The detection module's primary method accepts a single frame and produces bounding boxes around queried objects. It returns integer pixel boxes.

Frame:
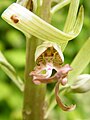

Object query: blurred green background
[0,0,90,120]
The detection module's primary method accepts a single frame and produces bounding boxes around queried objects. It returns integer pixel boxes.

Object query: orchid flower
[30,42,76,111]
[1,0,87,113]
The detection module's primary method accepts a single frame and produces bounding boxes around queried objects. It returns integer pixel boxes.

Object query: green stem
[44,99,56,119]
[23,37,46,120]
[40,0,52,22]
[23,0,52,120]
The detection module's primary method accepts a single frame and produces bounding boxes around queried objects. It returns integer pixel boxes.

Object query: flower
[30,42,76,111]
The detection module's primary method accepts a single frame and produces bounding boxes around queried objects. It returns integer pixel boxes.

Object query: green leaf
[68,37,90,82]
[61,0,81,50]
[0,51,24,91]
[51,0,71,15]
[64,0,80,32]
[2,3,84,47]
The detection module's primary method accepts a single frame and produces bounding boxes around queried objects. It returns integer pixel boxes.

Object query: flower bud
[71,74,90,93]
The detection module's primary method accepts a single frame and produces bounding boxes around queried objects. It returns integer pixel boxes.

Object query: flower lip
[30,63,76,111]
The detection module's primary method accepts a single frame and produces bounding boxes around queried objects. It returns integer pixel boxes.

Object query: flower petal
[55,78,76,111]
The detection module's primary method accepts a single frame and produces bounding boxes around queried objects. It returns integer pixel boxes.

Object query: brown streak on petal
[33,76,56,84]
[32,71,59,84]
[55,79,76,111]
[10,15,19,23]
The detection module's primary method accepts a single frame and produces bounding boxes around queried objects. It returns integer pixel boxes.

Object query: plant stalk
[23,36,46,120]
[23,0,52,120]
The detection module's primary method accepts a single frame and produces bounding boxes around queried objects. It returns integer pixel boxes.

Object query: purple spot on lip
[48,68,52,70]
